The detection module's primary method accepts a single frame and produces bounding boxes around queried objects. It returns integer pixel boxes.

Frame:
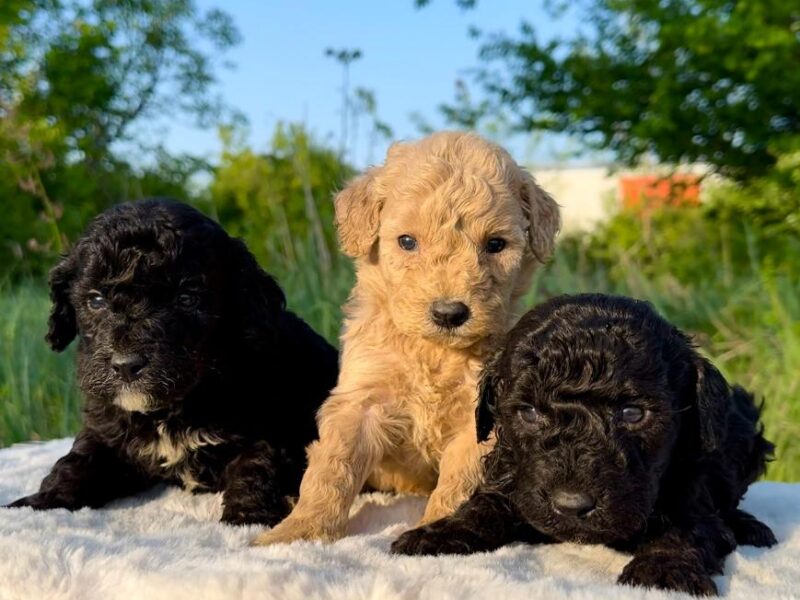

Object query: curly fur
[253,131,560,545]
[392,294,776,596]
[6,199,338,526]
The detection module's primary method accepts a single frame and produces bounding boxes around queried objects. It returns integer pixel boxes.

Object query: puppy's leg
[419,429,490,524]
[392,491,540,555]
[251,397,393,545]
[220,442,297,526]
[727,508,777,548]
[618,519,736,596]
[5,430,152,510]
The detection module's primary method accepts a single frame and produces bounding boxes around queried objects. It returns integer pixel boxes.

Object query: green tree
[3,0,239,164]
[437,0,800,180]
[0,0,239,276]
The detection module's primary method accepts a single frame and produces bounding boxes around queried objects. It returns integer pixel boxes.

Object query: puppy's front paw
[4,492,68,511]
[730,511,777,548]
[250,515,344,546]
[221,505,286,527]
[391,520,485,556]
[619,554,717,597]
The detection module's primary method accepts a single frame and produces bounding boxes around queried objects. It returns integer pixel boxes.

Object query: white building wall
[531,164,710,232]
[533,167,617,232]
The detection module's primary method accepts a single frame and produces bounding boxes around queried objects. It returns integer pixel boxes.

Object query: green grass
[267,244,354,345]
[0,283,81,444]
[1,237,798,481]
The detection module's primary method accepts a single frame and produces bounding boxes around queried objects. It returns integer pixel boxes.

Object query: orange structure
[619,174,701,213]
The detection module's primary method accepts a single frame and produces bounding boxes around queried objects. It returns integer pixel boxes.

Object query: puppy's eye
[177,292,199,309]
[87,292,107,311]
[518,405,539,423]
[621,406,645,424]
[486,238,507,253]
[398,235,418,252]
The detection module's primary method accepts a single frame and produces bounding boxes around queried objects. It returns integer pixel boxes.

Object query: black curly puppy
[392,293,776,596]
[5,199,338,526]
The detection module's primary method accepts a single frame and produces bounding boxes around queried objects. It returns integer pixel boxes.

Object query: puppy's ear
[227,238,286,341]
[334,168,383,258]
[46,251,78,351]
[518,170,561,263]
[476,351,504,442]
[694,356,731,453]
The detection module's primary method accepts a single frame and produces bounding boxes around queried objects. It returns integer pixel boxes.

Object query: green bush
[705,138,800,238]
[207,123,354,273]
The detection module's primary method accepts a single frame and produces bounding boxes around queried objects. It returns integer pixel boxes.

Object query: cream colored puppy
[253,131,560,545]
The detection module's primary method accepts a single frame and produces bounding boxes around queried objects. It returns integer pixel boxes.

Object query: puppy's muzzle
[551,489,596,517]
[430,300,470,329]
[111,352,149,383]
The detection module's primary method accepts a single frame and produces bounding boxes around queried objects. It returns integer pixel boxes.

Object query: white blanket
[0,439,797,600]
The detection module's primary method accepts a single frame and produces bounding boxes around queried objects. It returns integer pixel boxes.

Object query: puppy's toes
[250,517,343,546]
[391,527,442,556]
[391,522,483,556]
[222,493,290,528]
[4,497,31,509]
[250,525,300,546]
[4,492,64,510]
[221,506,285,527]
[729,510,777,548]
[619,554,717,597]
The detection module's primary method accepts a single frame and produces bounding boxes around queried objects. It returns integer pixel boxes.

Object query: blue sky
[163,1,588,169]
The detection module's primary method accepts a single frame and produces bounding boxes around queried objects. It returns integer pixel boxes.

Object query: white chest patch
[136,423,224,474]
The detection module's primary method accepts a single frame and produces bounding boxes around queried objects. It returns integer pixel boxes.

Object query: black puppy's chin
[113,387,155,413]
[110,374,201,414]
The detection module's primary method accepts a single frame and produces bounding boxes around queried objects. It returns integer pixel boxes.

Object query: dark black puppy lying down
[6,199,338,526]
[392,294,776,596]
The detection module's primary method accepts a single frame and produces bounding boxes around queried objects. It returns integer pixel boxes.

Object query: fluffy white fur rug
[0,439,797,600]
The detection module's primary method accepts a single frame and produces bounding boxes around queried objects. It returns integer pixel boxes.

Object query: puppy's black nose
[431,300,470,329]
[111,353,148,382]
[552,489,596,517]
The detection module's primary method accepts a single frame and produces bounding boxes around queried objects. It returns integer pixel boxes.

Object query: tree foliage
[449,0,800,180]
[3,0,239,159]
[0,0,239,276]
[704,136,800,237]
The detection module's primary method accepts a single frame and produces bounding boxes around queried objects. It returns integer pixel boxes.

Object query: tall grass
[0,283,81,444]
[266,240,354,345]
[0,234,797,481]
